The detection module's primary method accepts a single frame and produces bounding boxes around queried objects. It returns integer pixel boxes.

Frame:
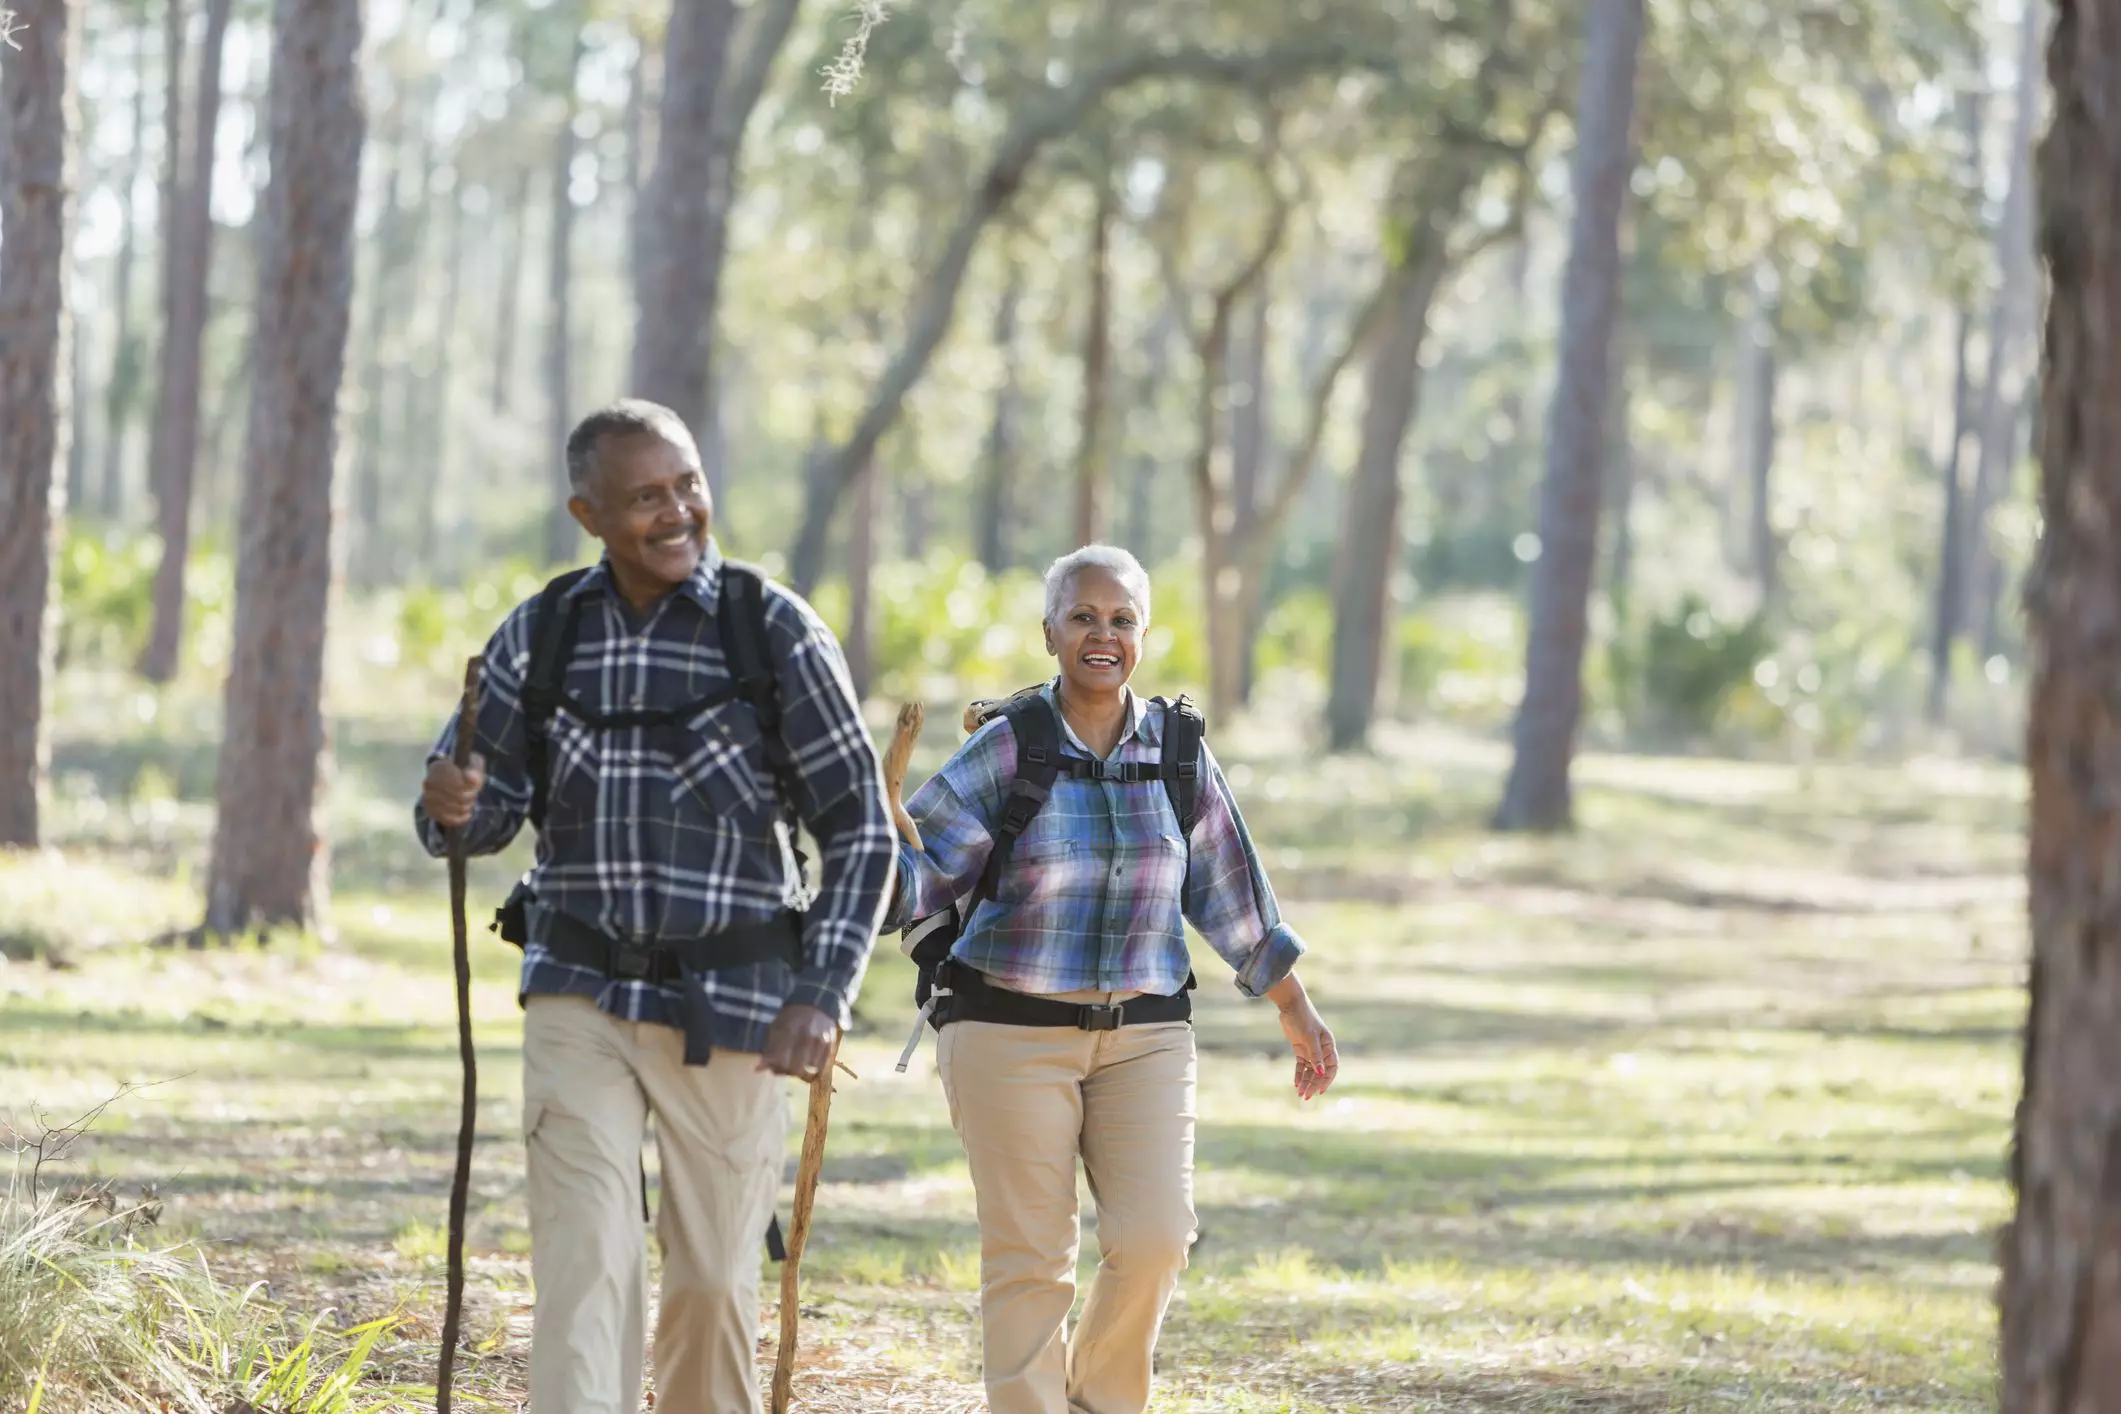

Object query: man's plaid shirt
[884,683,1305,998]
[415,543,894,1052]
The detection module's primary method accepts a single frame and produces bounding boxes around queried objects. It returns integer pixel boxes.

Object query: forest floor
[0,672,2021,1411]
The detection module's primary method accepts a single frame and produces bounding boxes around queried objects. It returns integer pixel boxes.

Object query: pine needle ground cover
[1,687,2016,1411]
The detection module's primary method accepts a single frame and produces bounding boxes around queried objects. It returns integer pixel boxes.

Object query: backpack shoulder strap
[523,568,592,831]
[1154,694,1208,835]
[716,560,779,733]
[972,694,1064,907]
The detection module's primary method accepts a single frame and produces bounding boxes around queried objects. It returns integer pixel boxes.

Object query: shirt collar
[1040,679,1154,758]
[574,539,724,615]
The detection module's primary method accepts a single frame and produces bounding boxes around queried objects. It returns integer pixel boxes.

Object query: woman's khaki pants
[521,995,787,1414]
[937,1000,1199,1414]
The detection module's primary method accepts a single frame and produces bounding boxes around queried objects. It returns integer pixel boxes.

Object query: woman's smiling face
[1044,565,1145,696]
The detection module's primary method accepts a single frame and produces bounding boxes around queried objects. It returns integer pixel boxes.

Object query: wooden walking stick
[771,702,925,1414]
[437,656,483,1414]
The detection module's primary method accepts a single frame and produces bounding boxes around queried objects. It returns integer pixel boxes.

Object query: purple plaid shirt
[885,683,1304,998]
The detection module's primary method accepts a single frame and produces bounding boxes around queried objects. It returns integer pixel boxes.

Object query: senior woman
[886,543,1338,1414]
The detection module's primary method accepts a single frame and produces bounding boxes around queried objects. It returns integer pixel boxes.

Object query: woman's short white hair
[1043,544,1153,625]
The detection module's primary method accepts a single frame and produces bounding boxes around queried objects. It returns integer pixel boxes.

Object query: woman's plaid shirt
[886,684,1305,998]
[414,545,894,1053]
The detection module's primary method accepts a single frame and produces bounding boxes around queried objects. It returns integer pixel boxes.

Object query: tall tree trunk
[1230,285,1271,705]
[976,260,1023,573]
[491,164,530,413]
[1928,91,1987,724]
[422,184,465,576]
[790,434,833,594]
[1493,0,1644,830]
[1324,199,1458,752]
[1929,299,1979,722]
[846,455,879,701]
[1604,341,1636,615]
[1966,0,2045,663]
[546,22,587,567]
[901,472,931,560]
[351,112,407,587]
[1073,170,1116,548]
[627,0,799,434]
[98,28,154,523]
[140,0,234,684]
[0,0,80,848]
[1737,269,1780,609]
[629,0,737,431]
[203,0,364,939]
[2003,0,2121,1399]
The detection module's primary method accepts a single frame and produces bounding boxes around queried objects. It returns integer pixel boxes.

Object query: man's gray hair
[1042,544,1153,625]
[564,398,698,495]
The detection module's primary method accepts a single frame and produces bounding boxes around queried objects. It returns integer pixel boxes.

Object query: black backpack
[895,689,1208,1060]
[492,560,801,944]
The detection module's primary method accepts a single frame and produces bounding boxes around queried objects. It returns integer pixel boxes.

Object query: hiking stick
[770,702,925,1414]
[437,656,483,1414]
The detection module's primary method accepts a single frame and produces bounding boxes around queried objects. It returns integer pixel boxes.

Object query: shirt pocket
[666,700,773,828]
[541,710,601,831]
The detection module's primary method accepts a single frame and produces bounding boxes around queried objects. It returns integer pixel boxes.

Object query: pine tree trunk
[2003,0,2121,1399]
[0,0,80,849]
[98,28,153,524]
[422,185,464,577]
[140,0,234,684]
[1324,227,1453,753]
[976,263,1023,573]
[1738,275,1779,608]
[1072,172,1116,548]
[1966,0,2045,662]
[1492,0,1644,830]
[1929,300,1978,721]
[491,164,530,413]
[1230,286,1271,705]
[351,114,406,588]
[546,23,587,567]
[629,0,738,432]
[203,0,364,939]
[1604,343,1636,614]
[846,455,879,701]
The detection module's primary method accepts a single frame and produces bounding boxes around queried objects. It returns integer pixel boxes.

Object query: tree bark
[203,0,364,938]
[491,163,530,413]
[628,0,737,430]
[1073,170,1116,548]
[140,0,234,683]
[1230,285,1272,705]
[846,455,879,701]
[1966,0,2045,663]
[1737,271,1779,608]
[0,0,80,849]
[1324,192,1461,752]
[1928,91,1987,724]
[976,260,1023,573]
[98,27,154,523]
[421,184,464,576]
[546,21,587,566]
[788,38,1395,582]
[1492,0,1644,829]
[2003,0,2121,1400]
[1604,341,1636,614]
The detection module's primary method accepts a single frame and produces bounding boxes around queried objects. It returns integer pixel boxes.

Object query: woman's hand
[1265,973,1338,1101]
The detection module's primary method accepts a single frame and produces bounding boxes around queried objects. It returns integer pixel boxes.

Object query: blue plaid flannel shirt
[414,543,895,1052]
[884,683,1305,998]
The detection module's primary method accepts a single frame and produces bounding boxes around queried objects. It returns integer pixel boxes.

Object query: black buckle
[608,942,655,980]
[1077,1003,1124,1032]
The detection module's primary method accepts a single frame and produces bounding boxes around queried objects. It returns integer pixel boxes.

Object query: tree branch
[788,37,1399,579]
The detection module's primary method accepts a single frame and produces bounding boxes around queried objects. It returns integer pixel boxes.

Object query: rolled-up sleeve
[1180,743,1306,997]
[413,607,536,859]
[761,592,895,1028]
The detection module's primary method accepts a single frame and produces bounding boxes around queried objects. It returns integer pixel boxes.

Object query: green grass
[0,684,2021,1410]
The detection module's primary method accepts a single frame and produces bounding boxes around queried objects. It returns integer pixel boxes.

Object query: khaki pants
[521,994,787,1414]
[937,995,1199,1414]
